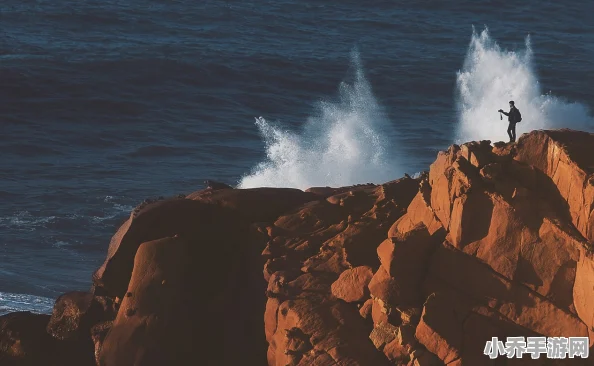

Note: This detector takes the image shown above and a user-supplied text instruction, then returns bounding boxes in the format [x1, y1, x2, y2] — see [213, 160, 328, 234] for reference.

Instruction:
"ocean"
[1, 0, 593, 314]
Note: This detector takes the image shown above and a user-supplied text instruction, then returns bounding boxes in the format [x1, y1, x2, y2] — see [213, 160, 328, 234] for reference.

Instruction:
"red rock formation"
[262, 176, 420, 365]
[92, 198, 232, 297]
[99, 236, 197, 366]
[330, 266, 374, 303]
[44, 291, 116, 365]
[94, 188, 316, 298]
[0, 312, 56, 365]
[2, 129, 594, 365]
[1, 307, 107, 366]
[47, 292, 116, 342]
[515, 130, 594, 242]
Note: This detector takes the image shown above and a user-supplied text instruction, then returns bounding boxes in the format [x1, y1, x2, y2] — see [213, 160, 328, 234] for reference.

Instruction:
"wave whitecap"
[0, 292, 55, 316]
[238, 50, 400, 190]
[456, 27, 593, 143]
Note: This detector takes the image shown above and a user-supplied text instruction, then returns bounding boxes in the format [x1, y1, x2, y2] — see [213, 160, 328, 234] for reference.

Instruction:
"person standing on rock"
[498, 101, 522, 143]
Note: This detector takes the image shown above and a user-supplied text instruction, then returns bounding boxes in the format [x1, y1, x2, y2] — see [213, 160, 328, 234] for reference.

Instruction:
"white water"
[456, 27, 593, 143]
[240, 28, 593, 189]
[238, 51, 400, 190]
[0, 292, 54, 316]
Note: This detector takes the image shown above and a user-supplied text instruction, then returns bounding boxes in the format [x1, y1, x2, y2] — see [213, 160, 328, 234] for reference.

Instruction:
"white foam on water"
[456, 27, 593, 143]
[0, 211, 57, 231]
[0, 292, 55, 316]
[238, 50, 400, 190]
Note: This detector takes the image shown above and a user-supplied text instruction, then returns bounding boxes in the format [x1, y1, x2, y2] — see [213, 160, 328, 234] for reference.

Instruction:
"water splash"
[456, 27, 593, 143]
[238, 50, 399, 189]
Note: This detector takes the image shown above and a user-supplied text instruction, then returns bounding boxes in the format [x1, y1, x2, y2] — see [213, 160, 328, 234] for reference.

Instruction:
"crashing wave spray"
[238, 51, 399, 189]
[456, 27, 593, 143]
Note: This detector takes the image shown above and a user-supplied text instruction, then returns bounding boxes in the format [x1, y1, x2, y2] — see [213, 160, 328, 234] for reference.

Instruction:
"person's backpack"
[515, 108, 522, 122]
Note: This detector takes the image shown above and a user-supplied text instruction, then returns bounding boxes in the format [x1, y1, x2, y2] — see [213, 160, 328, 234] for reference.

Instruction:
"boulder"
[330, 266, 374, 303]
[390, 184, 444, 238]
[93, 198, 245, 297]
[415, 292, 464, 364]
[459, 140, 494, 168]
[47, 291, 116, 341]
[99, 236, 197, 366]
[368, 266, 400, 308]
[45, 291, 116, 365]
[99, 224, 268, 365]
[515, 129, 594, 243]
[377, 223, 437, 306]
[0, 312, 56, 365]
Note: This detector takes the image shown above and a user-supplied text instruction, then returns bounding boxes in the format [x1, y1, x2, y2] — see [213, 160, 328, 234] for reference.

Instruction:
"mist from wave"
[455, 27, 594, 143]
[238, 50, 400, 190]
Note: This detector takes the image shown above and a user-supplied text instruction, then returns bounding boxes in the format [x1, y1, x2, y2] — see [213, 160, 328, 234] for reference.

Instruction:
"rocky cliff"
[2, 129, 594, 366]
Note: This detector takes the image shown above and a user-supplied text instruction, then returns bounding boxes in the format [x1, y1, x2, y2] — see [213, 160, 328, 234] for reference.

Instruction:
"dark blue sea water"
[1, 1, 594, 314]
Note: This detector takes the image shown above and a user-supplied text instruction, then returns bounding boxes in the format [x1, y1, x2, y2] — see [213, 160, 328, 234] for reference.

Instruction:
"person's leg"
[511, 123, 517, 142]
[507, 124, 513, 142]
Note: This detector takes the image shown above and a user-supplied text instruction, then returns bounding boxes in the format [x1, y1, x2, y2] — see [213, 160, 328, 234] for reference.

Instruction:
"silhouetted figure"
[499, 101, 522, 143]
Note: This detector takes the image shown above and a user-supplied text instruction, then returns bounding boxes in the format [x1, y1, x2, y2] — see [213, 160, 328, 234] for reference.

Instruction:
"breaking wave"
[238, 50, 400, 190]
[456, 27, 593, 143]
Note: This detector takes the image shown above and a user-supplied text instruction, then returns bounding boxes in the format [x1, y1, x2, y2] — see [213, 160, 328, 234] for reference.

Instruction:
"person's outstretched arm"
[498, 109, 509, 116]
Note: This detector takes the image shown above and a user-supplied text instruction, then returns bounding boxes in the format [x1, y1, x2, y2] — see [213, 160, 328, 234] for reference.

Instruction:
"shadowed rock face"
[2, 129, 594, 365]
[0, 312, 56, 365]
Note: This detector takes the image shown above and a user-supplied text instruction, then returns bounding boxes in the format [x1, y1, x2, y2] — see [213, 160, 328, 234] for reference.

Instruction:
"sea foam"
[238, 50, 400, 190]
[240, 28, 593, 189]
[456, 27, 593, 143]
[0, 292, 55, 316]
